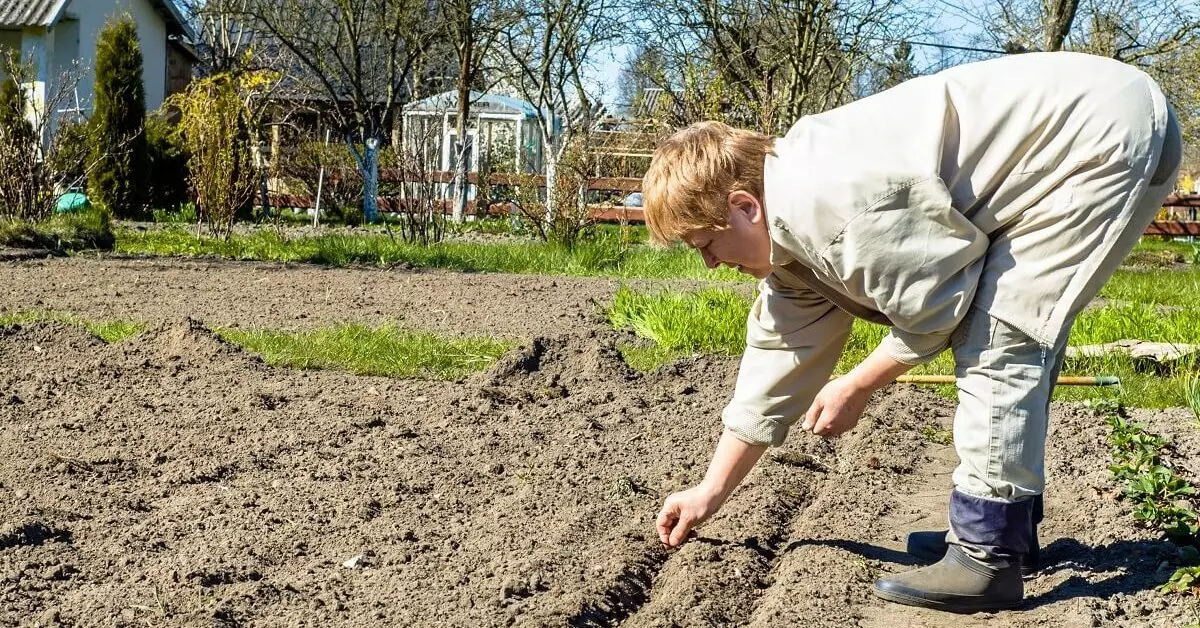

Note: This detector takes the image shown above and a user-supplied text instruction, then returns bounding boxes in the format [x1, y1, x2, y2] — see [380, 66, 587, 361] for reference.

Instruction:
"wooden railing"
[270, 173, 1200, 234]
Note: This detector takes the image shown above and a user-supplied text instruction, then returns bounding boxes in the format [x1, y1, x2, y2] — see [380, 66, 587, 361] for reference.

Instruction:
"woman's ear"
[727, 190, 765, 225]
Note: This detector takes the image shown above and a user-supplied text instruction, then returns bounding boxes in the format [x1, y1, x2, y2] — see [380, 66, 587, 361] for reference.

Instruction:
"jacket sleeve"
[821, 176, 989, 365]
[722, 273, 854, 447]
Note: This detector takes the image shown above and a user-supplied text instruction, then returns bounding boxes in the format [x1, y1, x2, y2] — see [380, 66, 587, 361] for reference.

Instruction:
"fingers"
[668, 514, 694, 547]
[656, 505, 676, 545]
[802, 398, 822, 431]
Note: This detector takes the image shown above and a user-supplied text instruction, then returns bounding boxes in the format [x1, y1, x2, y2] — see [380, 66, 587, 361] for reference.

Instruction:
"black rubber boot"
[873, 544, 1024, 613]
[906, 495, 1043, 577]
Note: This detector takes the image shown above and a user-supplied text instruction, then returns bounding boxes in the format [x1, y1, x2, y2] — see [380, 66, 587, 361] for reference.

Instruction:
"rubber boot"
[906, 495, 1043, 577]
[873, 544, 1024, 613]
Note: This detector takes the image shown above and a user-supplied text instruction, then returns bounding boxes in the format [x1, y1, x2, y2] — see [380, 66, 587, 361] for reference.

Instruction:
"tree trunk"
[452, 34, 473, 223]
[1043, 0, 1080, 52]
[542, 142, 557, 231]
[362, 137, 380, 223]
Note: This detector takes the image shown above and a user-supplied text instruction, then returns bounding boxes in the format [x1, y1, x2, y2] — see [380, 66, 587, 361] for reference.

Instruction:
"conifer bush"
[88, 16, 148, 218]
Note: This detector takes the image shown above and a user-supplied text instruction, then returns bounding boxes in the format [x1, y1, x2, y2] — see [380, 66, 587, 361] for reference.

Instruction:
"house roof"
[405, 90, 538, 117]
[0, 0, 69, 27]
[0, 0, 195, 41]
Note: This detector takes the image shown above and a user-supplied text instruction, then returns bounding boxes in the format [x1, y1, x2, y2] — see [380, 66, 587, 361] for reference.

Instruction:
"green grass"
[0, 310, 143, 343]
[607, 267, 1200, 408]
[0, 210, 115, 253]
[116, 227, 745, 281]
[1131, 237, 1200, 264]
[215, 324, 513, 380]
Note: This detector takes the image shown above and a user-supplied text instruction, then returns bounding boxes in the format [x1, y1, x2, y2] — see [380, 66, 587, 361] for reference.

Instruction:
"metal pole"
[312, 128, 331, 228]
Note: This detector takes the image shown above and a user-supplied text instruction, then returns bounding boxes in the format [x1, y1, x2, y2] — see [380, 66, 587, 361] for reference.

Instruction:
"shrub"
[145, 114, 190, 212]
[88, 16, 148, 218]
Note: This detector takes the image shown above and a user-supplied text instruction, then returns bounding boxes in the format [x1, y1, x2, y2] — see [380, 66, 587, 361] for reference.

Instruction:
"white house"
[402, 90, 547, 175]
[0, 0, 195, 121]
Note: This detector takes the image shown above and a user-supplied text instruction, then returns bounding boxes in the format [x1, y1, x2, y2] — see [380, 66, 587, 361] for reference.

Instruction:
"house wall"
[61, 0, 171, 113]
[0, 29, 21, 83]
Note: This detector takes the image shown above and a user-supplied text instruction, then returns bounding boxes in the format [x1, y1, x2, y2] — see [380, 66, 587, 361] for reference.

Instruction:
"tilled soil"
[1, 310, 1197, 626]
[0, 257, 749, 340]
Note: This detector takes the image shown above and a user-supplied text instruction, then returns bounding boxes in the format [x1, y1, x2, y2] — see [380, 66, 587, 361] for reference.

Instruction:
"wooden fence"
[270, 170, 1200, 235]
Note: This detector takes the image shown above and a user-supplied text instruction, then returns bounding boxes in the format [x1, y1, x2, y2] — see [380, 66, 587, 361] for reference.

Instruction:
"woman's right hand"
[656, 483, 724, 547]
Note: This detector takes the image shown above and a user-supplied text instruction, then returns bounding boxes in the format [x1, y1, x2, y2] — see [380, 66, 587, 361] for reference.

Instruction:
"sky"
[587, 0, 989, 112]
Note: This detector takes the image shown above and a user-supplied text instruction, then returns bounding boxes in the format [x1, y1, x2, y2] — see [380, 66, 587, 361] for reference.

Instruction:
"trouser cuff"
[949, 490, 1035, 558]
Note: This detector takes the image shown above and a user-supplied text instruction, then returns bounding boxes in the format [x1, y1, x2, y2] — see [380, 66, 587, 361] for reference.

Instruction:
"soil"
[1, 257, 1198, 626]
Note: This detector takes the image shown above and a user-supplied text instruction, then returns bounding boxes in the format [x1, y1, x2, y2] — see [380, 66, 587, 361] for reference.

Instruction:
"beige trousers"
[949, 108, 1181, 503]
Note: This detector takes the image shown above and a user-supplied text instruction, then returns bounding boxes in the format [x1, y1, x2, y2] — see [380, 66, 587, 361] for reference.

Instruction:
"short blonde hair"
[642, 121, 774, 244]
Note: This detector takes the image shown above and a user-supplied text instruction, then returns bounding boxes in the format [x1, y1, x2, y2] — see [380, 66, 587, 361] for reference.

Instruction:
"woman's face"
[682, 191, 773, 278]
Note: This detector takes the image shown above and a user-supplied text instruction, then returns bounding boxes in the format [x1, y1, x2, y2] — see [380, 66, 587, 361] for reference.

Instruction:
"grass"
[0, 310, 143, 343]
[116, 227, 745, 281]
[607, 263, 1200, 407]
[0, 210, 115, 253]
[215, 324, 513, 380]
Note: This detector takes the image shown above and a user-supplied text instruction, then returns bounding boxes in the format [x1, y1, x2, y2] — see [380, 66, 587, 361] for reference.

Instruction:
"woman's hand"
[656, 483, 723, 547]
[802, 376, 871, 437]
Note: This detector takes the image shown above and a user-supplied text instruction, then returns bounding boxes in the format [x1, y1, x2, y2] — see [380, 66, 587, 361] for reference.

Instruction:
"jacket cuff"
[882, 328, 952, 365]
[722, 405, 790, 447]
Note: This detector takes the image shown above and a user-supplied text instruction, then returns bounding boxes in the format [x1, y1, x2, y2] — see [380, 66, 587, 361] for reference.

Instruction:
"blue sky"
[588, 0, 990, 110]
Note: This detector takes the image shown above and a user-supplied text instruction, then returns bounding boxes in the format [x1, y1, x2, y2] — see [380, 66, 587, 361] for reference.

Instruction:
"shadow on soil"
[782, 537, 1180, 609]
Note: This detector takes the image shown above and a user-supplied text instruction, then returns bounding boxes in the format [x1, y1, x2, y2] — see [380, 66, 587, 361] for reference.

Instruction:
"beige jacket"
[724, 52, 1172, 447]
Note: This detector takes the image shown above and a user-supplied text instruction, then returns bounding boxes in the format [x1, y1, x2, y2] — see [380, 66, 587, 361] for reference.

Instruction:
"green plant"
[88, 15, 148, 218]
[0, 310, 142, 343]
[145, 113, 190, 212]
[215, 324, 511, 380]
[152, 203, 199, 224]
[0, 209, 114, 253]
[49, 117, 92, 190]
[171, 74, 257, 237]
[1161, 566, 1200, 597]
[1102, 405, 1200, 580]
[1186, 373, 1200, 424]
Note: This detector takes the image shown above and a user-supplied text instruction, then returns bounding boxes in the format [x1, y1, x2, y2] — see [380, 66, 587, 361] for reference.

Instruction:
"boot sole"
[873, 585, 1023, 613]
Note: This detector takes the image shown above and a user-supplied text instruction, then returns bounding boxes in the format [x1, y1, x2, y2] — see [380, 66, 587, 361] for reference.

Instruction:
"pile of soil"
[1, 321, 1196, 626]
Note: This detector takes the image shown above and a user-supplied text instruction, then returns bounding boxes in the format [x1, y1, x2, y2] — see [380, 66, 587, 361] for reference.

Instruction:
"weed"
[1186, 374, 1200, 424]
[919, 425, 954, 445]
[1101, 403, 1200, 597]
[215, 324, 512, 380]
[1161, 566, 1200, 597]
[0, 310, 143, 343]
[116, 227, 747, 281]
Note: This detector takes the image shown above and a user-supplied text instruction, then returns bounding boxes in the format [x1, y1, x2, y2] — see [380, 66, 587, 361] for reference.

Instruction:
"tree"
[239, 0, 438, 223]
[89, 16, 149, 218]
[632, 0, 929, 133]
[441, 0, 515, 222]
[500, 0, 622, 236]
[873, 40, 917, 92]
[179, 0, 258, 76]
[0, 54, 92, 221]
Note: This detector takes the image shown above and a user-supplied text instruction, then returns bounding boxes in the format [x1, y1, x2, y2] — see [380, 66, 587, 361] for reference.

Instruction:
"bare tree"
[178, 0, 258, 75]
[442, 0, 516, 222]
[0, 54, 93, 222]
[985, 0, 1200, 60]
[238, 0, 439, 223]
[499, 0, 623, 232]
[632, 0, 928, 133]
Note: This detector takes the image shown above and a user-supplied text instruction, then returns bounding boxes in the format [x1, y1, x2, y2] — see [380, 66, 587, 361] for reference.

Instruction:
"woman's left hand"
[802, 376, 871, 437]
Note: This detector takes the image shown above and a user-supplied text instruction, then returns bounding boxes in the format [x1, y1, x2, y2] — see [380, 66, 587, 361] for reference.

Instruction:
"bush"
[50, 117, 92, 191]
[88, 15, 149, 218]
[171, 74, 256, 237]
[145, 114, 190, 211]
